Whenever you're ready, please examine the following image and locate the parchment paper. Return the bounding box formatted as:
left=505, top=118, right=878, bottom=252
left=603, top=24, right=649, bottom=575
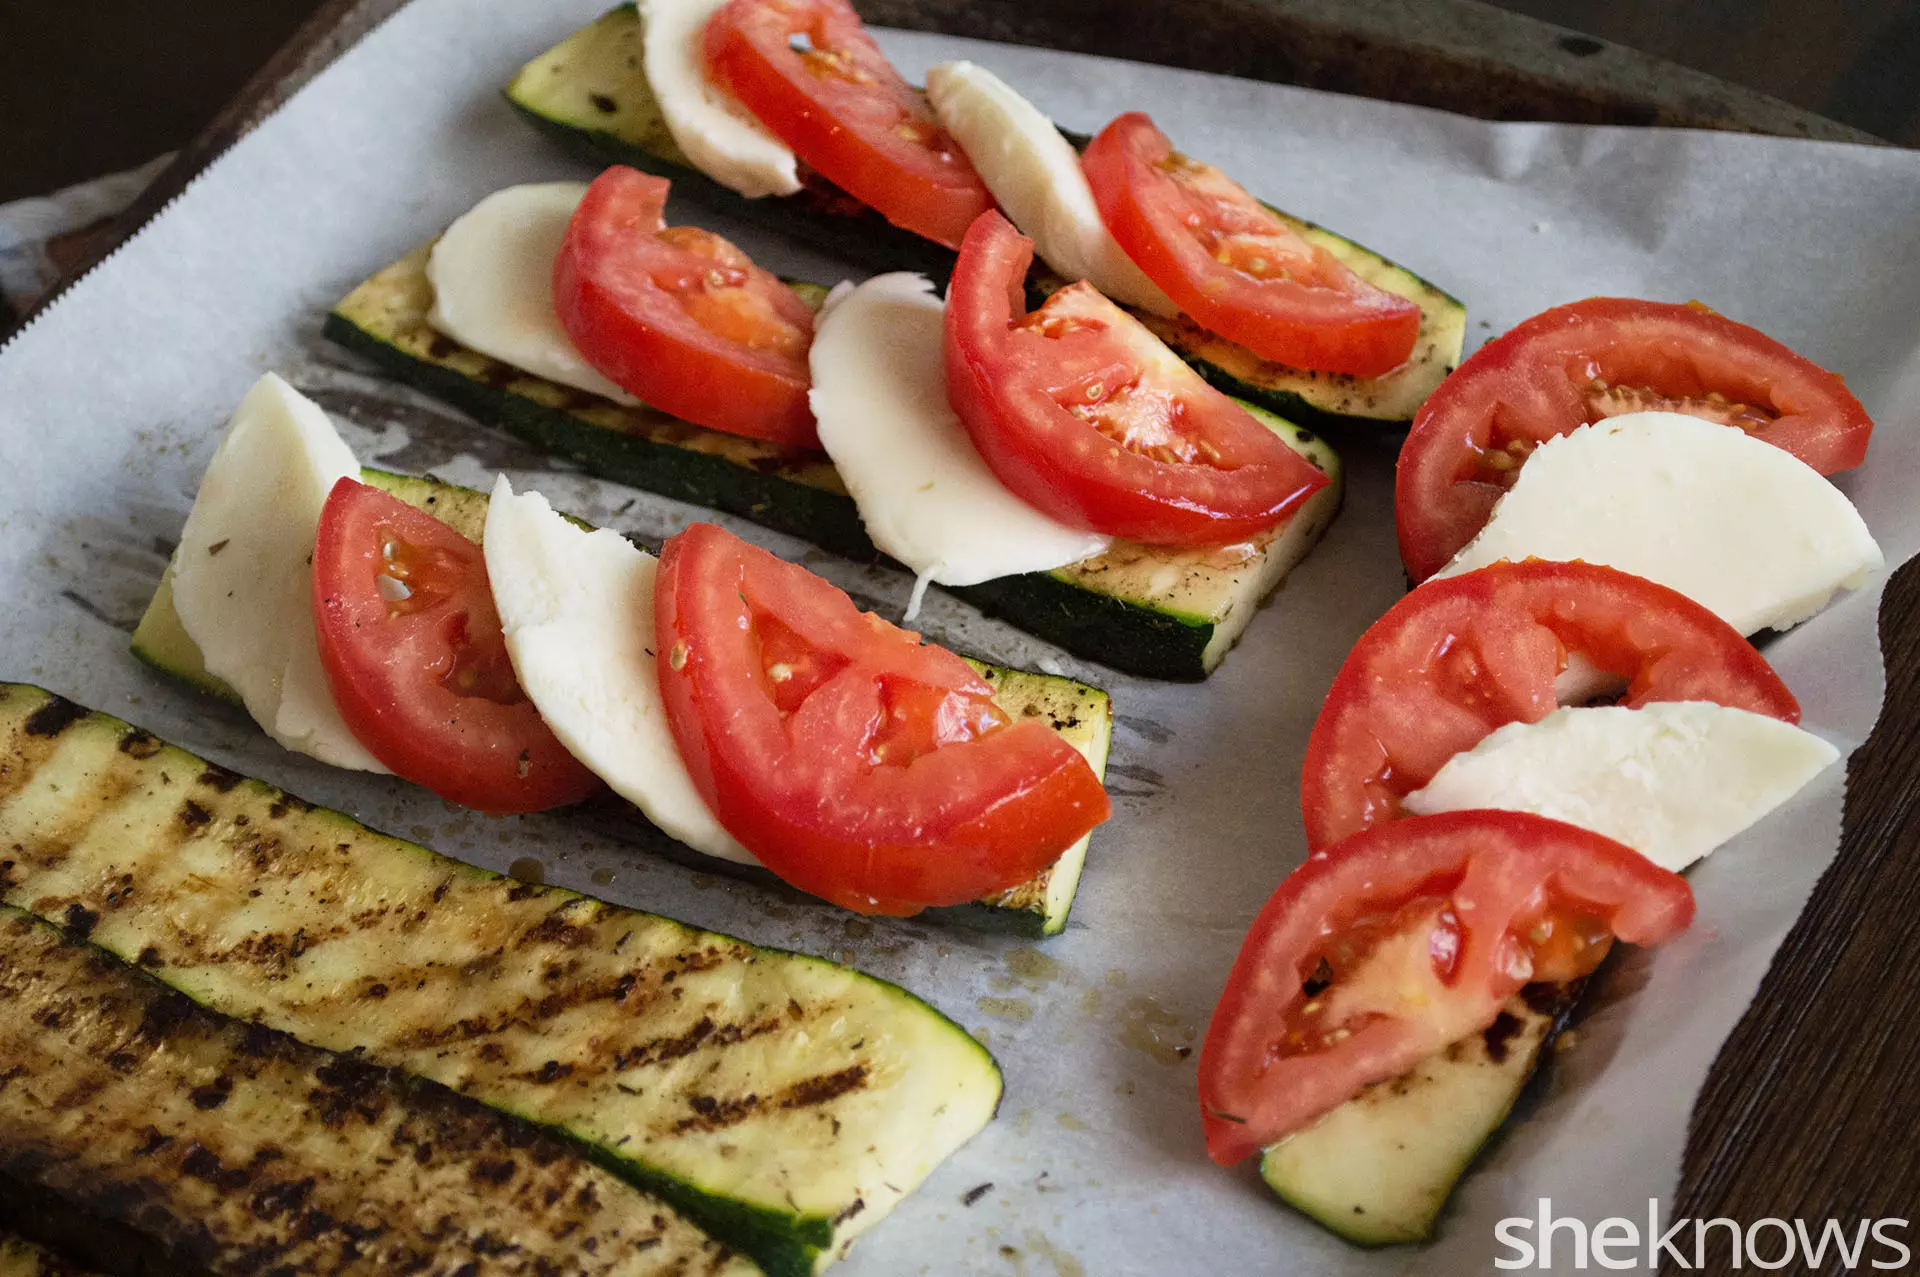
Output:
left=2, top=3, right=1917, bottom=1272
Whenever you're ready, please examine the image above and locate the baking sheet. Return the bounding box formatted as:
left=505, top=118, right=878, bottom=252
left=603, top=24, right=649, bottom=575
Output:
left=2, top=2, right=1918, bottom=1272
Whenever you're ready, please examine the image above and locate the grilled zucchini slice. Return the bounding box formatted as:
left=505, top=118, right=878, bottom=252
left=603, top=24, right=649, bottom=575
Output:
left=0, top=686, right=1001, bottom=1277
left=1257, top=984, right=1581, bottom=1245
left=0, top=907, right=754, bottom=1276
left=322, top=249, right=1343, bottom=680
left=130, top=468, right=1111, bottom=936
left=504, top=4, right=1465, bottom=433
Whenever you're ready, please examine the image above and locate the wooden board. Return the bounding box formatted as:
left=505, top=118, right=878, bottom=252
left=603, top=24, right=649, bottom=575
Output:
left=24, top=0, right=1920, bottom=1261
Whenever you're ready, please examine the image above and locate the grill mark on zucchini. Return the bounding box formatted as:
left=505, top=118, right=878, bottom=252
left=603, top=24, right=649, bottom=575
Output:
left=0, top=685, right=1002, bottom=1277
left=0, top=909, right=757, bottom=1276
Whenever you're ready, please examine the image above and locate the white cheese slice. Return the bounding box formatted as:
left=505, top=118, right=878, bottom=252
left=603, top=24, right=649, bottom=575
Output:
left=170, top=374, right=387, bottom=773
left=642, top=0, right=801, bottom=199
left=482, top=477, right=753, bottom=865
left=808, top=274, right=1112, bottom=612
left=1403, top=702, right=1839, bottom=873
left=426, top=182, right=641, bottom=405
left=925, top=61, right=1176, bottom=317
left=1434, top=410, right=1882, bottom=635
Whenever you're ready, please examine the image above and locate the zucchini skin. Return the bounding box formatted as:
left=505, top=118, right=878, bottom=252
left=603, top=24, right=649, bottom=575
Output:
left=0, top=685, right=1003, bottom=1277
left=0, top=907, right=757, bottom=1277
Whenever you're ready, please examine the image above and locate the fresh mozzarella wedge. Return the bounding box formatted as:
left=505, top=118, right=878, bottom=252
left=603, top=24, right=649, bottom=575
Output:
left=642, top=0, right=801, bottom=199
left=482, top=477, right=753, bottom=865
left=426, top=183, right=641, bottom=405
left=926, top=61, right=1175, bottom=317
left=170, top=374, right=387, bottom=773
left=1404, top=702, right=1839, bottom=873
left=809, top=274, right=1113, bottom=614
left=1435, top=411, right=1883, bottom=635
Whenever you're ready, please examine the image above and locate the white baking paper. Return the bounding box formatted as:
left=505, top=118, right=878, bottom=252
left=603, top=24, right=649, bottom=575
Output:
left=2, top=3, right=1918, bottom=1273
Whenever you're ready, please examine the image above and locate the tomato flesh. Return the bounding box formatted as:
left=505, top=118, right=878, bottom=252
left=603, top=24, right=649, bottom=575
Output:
left=1300, top=560, right=1800, bottom=850
left=703, top=0, right=993, bottom=249
left=1396, top=297, right=1876, bottom=581
left=554, top=166, right=818, bottom=446
left=311, top=479, right=601, bottom=814
left=944, top=210, right=1329, bottom=546
left=1081, top=113, right=1421, bottom=377
left=1200, top=809, right=1694, bottom=1163
left=654, top=522, right=1110, bottom=914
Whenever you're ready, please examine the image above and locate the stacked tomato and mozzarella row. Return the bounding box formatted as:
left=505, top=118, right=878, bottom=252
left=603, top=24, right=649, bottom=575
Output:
left=1199, top=298, right=1882, bottom=1166
left=168, top=374, right=1109, bottom=916
left=640, top=0, right=1423, bottom=377
left=422, top=156, right=1335, bottom=622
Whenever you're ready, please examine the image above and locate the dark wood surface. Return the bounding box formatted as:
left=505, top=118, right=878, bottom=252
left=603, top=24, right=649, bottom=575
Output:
left=30, top=1, right=1920, bottom=1269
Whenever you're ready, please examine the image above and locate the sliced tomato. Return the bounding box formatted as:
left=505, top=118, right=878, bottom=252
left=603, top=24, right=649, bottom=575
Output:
left=943, top=210, right=1329, bottom=546
left=654, top=522, right=1110, bottom=914
left=703, top=0, right=992, bottom=249
left=1300, top=560, right=1800, bottom=850
left=311, top=479, right=600, bottom=814
left=1081, top=113, right=1421, bottom=377
left=1396, top=297, right=1876, bottom=582
left=1200, top=809, right=1694, bottom=1163
left=553, top=166, right=818, bottom=447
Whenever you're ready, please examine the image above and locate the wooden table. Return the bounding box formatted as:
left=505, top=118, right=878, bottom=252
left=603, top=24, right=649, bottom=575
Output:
left=35, top=1, right=1920, bottom=1268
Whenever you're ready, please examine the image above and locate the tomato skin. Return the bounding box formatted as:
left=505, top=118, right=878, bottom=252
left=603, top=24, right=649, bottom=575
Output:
left=553, top=166, right=818, bottom=447
left=1301, top=560, right=1801, bottom=850
left=1396, top=297, right=1876, bottom=582
left=1200, top=809, right=1694, bottom=1163
left=311, top=480, right=601, bottom=815
left=944, top=210, right=1329, bottom=546
left=1081, top=112, right=1421, bottom=377
left=703, top=0, right=993, bottom=249
left=654, top=522, right=1110, bottom=915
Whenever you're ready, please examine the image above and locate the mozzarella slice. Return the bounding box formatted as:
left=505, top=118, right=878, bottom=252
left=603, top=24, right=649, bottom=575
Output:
left=809, top=274, right=1112, bottom=608
left=483, top=477, right=753, bottom=865
left=642, top=0, right=801, bottom=199
left=1435, top=410, right=1882, bottom=635
left=426, top=183, right=641, bottom=405
left=1403, top=702, right=1839, bottom=873
left=925, top=61, right=1175, bottom=317
left=170, top=374, right=387, bottom=772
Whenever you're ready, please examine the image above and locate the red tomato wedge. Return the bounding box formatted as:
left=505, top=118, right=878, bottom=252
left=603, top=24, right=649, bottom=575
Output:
left=944, top=210, right=1329, bottom=546
left=1300, top=560, right=1800, bottom=850
left=553, top=166, right=818, bottom=447
left=654, top=522, right=1110, bottom=915
left=1396, top=297, right=1876, bottom=582
left=703, top=0, right=993, bottom=249
left=311, top=479, right=600, bottom=814
left=1081, top=113, right=1421, bottom=377
left=1199, top=810, right=1694, bottom=1163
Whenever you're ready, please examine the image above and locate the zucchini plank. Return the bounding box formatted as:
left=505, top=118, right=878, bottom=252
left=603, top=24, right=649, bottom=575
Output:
left=0, top=685, right=1002, bottom=1277
left=503, top=5, right=1466, bottom=433
left=323, top=249, right=1343, bottom=680
left=1258, top=984, right=1581, bottom=1245
left=0, top=908, right=755, bottom=1276
left=130, top=469, right=1111, bottom=937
